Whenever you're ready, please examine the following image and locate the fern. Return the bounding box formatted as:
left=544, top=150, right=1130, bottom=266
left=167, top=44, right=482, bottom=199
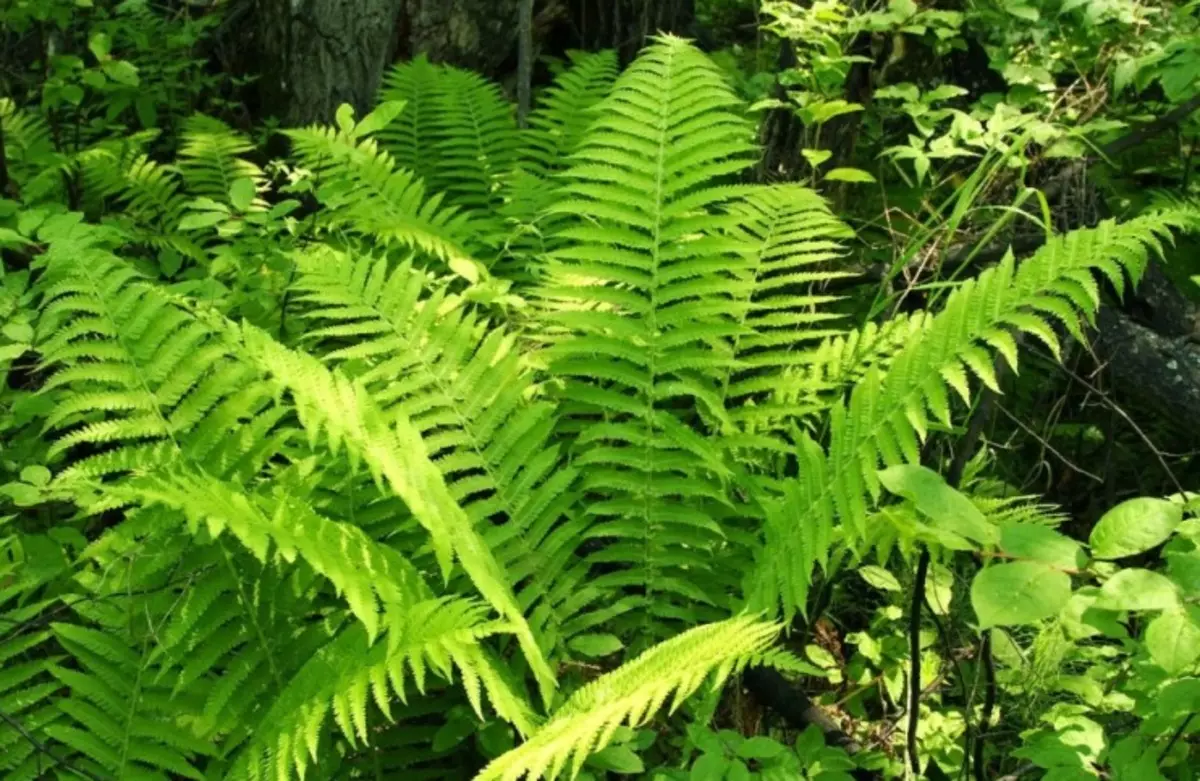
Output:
left=377, top=55, right=446, bottom=184
left=475, top=616, right=788, bottom=781
left=291, top=247, right=600, bottom=654
left=750, top=207, right=1200, bottom=620
left=178, top=115, right=266, bottom=206
left=522, top=50, right=620, bottom=178
left=718, top=184, right=856, bottom=438
left=537, top=35, right=759, bottom=633
left=285, top=120, right=481, bottom=267
left=237, top=324, right=558, bottom=702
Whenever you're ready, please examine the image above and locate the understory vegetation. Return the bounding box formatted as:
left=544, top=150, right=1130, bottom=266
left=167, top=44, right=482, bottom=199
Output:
left=2, top=0, right=1200, bottom=779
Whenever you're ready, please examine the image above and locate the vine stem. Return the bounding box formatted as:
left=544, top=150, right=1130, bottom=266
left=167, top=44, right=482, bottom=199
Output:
left=973, top=631, right=996, bottom=780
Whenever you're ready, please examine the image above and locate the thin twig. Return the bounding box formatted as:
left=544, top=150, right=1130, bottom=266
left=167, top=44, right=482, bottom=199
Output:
left=972, top=632, right=997, bottom=781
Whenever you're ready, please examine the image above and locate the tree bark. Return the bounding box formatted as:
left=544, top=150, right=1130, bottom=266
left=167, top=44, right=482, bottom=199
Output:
left=256, top=0, right=404, bottom=126
left=393, top=0, right=521, bottom=77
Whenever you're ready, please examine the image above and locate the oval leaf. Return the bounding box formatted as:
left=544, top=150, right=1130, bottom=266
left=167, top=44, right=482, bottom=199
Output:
left=1095, top=568, right=1179, bottom=612
left=1145, top=607, right=1200, bottom=674
left=1089, top=497, right=1182, bottom=559
left=1000, top=523, right=1084, bottom=570
left=971, top=561, right=1071, bottom=627
left=879, top=464, right=997, bottom=545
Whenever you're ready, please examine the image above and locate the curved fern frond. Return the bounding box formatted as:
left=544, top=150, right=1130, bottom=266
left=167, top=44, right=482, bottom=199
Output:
left=238, top=325, right=558, bottom=703
left=34, top=218, right=273, bottom=483
left=537, top=35, right=758, bottom=634
left=474, top=616, right=786, bottom=781
left=234, top=607, right=535, bottom=781
left=750, top=206, right=1200, bottom=620
left=293, top=247, right=594, bottom=653
left=284, top=122, right=479, bottom=267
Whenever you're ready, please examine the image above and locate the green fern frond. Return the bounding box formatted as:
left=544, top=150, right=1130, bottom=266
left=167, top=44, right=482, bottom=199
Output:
left=34, top=224, right=272, bottom=482
left=474, top=616, right=782, bottom=781
left=751, top=206, right=1200, bottom=620
left=428, top=68, right=521, bottom=215
left=537, top=35, right=759, bottom=632
left=523, top=50, right=619, bottom=178
left=285, top=122, right=481, bottom=267
left=719, top=185, right=856, bottom=434
left=178, top=115, right=266, bottom=206
left=0, top=98, right=68, bottom=203
left=293, top=246, right=593, bottom=653
left=238, top=325, right=558, bottom=703
left=377, top=55, right=445, bottom=183
left=235, top=606, right=535, bottom=781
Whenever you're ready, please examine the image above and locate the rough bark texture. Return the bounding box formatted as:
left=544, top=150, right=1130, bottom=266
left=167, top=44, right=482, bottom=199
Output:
left=565, top=0, right=696, bottom=63
left=257, top=0, right=404, bottom=126
left=394, top=0, right=521, bottom=77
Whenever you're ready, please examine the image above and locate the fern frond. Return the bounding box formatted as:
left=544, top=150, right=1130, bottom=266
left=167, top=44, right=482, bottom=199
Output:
left=235, top=606, right=535, bottom=781
left=719, top=185, right=856, bottom=435
left=750, top=206, right=1200, bottom=620
left=293, top=247, right=593, bottom=653
left=35, top=221, right=271, bottom=482
left=537, top=35, right=759, bottom=633
left=429, top=68, right=521, bottom=215
left=377, top=55, right=446, bottom=183
left=238, top=325, right=558, bottom=703
left=178, top=115, right=266, bottom=206
left=285, top=122, right=481, bottom=267
left=522, top=50, right=619, bottom=178
left=474, top=616, right=782, bottom=781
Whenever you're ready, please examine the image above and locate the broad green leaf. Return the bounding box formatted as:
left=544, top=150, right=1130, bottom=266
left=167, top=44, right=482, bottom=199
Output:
left=102, top=60, right=139, bottom=86
left=971, top=562, right=1071, bottom=627
left=178, top=211, right=227, bottom=232
left=589, top=746, right=644, bottom=774
left=1089, top=497, right=1182, bottom=559
left=569, top=634, right=624, bottom=658
left=19, top=465, right=51, bottom=487
left=355, top=99, right=406, bottom=138
left=927, top=563, right=954, bottom=615
left=1095, top=569, right=1179, bottom=612
left=690, top=753, right=729, bottom=781
left=858, top=565, right=901, bottom=592
left=335, top=103, right=356, bottom=135
left=1158, top=678, right=1200, bottom=719
left=802, top=148, right=832, bottom=168
left=878, top=465, right=997, bottom=545
left=737, top=736, right=785, bottom=760
left=824, top=167, right=876, bottom=183
left=1167, top=552, right=1200, bottom=596
left=1145, top=607, right=1200, bottom=674
left=2, top=322, right=34, bottom=343
left=87, top=32, right=111, bottom=61
left=229, top=178, right=257, bottom=212
left=1000, top=523, right=1084, bottom=570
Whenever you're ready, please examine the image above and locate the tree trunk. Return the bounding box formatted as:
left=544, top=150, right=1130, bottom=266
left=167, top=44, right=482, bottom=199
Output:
left=257, top=0, right=404, bottom=126
left=564, top=0, right=695, bottom=63
left=393, top=0, right=521, bottom=77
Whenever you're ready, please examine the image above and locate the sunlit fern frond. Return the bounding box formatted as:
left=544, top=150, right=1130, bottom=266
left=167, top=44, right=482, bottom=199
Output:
left=749, top=206, right=1200, bottom=620
left=474, top=616, right=786, bottom=781
left=718, top=184, right=856, bottom=439
left=535, top=35, right=759, bottom=636
left=285, top=121, right=482, bottom=268
left=292, top=246, right=595, bottom=654
left=233, top=605, right=535, bottom=781
left=238, top=325, right=558, bottom=703
left=178, top=114, right=266, bottom=206
left=33, top=218, right=275, bottom=484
